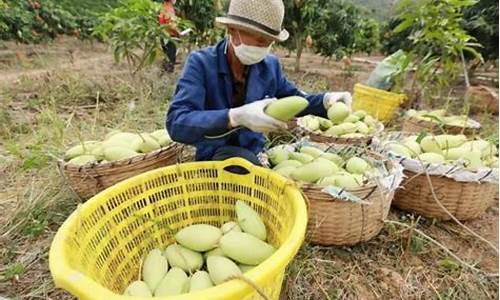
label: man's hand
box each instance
[228,98,287,133]
[323,92,352,110]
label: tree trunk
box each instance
[295,37,303,72]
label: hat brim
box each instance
[215,16,289,42]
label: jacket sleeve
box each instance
[166,53,230,144]
[274,59,328,118]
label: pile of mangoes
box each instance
[406,109,478,128]
[63,129,172,166]
[124,201,275,297]
[388,134,498,170]
[268,144,380,190]
[300,102,381,138]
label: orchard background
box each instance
[0,0,498,299]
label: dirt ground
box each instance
[0,38,498,300]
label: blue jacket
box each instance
[166,39,327,161]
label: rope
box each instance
[380,133,499,260]
[56,160,85,203]
[421,166,499,255]
[205,127,242,139]
[228,275,271,300]
[385,220,498,278]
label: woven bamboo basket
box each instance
[263,143,400,246]
[401,116,480,136]
[58,143,189,200]
[467,85,499,114]
[394,170,497,221]
[304,131,374,145]
[304,180,395,246]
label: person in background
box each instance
[166,0,352,164]
[159,0,180,73]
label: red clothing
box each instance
[159,1,179,37]
[159,2,176,25]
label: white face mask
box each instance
[230,32,272,65]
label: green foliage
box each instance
[57,0,120,40]
[57,0,120,13]
[0,0,74,43]
[389,0,482,105]
[94,0,191,72]
[439,258,460,271]
[283,0,321,51]
[311,1,380,58]
[282,0,380,70]
[350,0,396,21]
[0,0,113,42]
[354,18,380,55]
[283,0,333,71]
[393,0,481,59]
[382,0,497,61]
[2,263,25,281]
[463,0,498,60]
[0,0,8,35]
[175,0,224,47]
[284,0,379,70]
[380,17,413,55]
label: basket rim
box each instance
[353,83,407,99]
[296,117,384,145]
[264,142,399,204]
[402,168,498,183]
[58,143,181,171]
[403,115,481,131]
[380,131,498,183]
[49,158,308,300]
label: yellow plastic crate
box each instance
[49,158,307,300]
[352,83,407,124]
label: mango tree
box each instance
[175,0,224,48]
[93,0,191,72]
[283,0,380,71]
[390,0,483,107]
[283,0,325,72]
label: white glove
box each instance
[228,98,287,133]
[323,92,352,110]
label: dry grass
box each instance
[0,53,176,298]
[0,40,498,300]
[283,208,499,300]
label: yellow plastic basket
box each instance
[49,158,307,300]
[352,83,407,124]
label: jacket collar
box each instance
[217,38,231,75]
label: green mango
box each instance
[345,157,370,174]
[68,155,97,166]
[328,102,350,124]
[291,162,336,183]
[300,146,324,158]
[289,152,315,164]
[343,114,360,123]
[235,200,267,241]
[418,153,445,164]
[273,159,303,170]
[219,232,275,265]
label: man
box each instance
[159,0,180,73]
[166,0,352,164]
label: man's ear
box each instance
[228,28,241,46]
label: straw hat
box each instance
[215,0,289,42]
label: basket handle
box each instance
[219,157,255,176]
